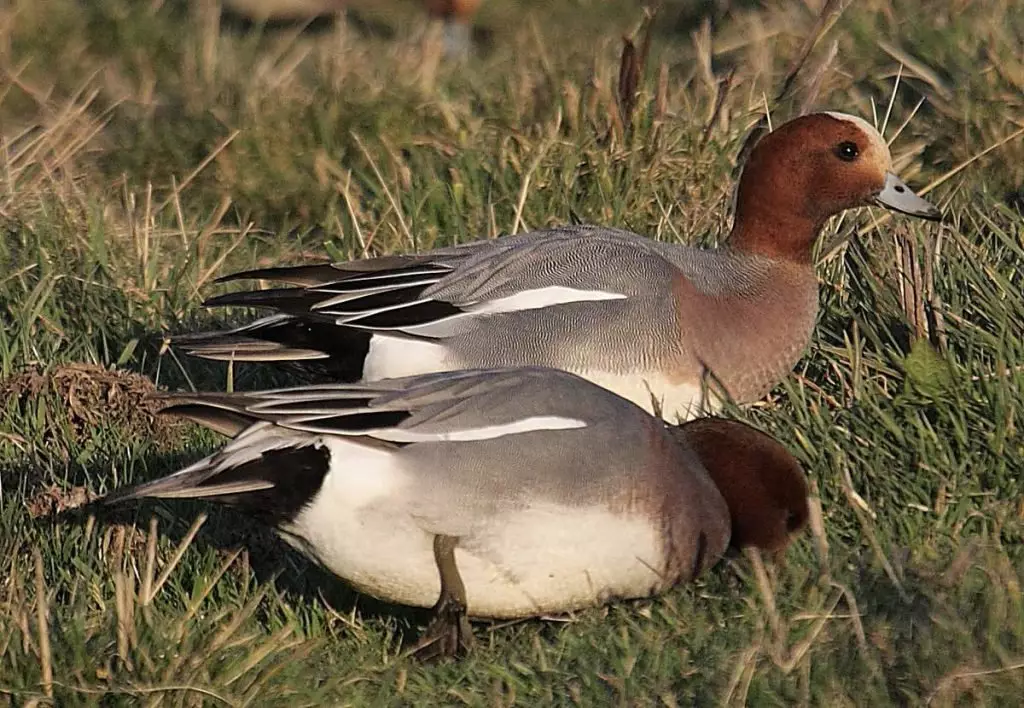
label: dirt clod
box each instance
[0,363,182,456]
[25,484,94,518]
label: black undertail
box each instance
[178,318,372,382]
[205,444,333,525]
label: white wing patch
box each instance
[373,415,587,443]
[468,286,627,315]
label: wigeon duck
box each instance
[180,112,941,422]
[422,0,482,58]
[99,367,809,658]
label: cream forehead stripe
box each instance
[822,111,893,168]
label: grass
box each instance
[1,0,1022,704]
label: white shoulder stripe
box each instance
[468,286,627,315]
[371,415,588,443]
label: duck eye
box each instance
[785,510,802,532]
[835,141,860,162]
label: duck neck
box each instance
[725,206,821,265]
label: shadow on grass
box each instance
[31,446,433,642]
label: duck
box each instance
[99,367,809,658]
[178,112,942,422]
[422,0,482,58]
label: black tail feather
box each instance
[101,445,333,526]
[175,319,371,381]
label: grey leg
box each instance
[411,534,475,660]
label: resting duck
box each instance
[180,112,941,421]
[100,367,809,658]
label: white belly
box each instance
[286,495,670,619]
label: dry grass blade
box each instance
[145,513,208,605]
[880,65,903,137]
[740,546,842,674]
[156,131,239,214]
[896,225,928,340]
[222,625,296,686]
[195,219,252,294]
[771,590,843,673]
[20,681,239,706]
[240,639,322,706]
[512,140,554,234]
[171,548,243,642]
[839,460,910,602]
[339,170,370,256]
[721,640,763,707]
[141,516,158,617]
[876,40,952,101]
[616,9,655,140]
[204,582,278,658]
[617,37,640,138]
[700,67,735,149]
[33,550,52,700]
[926,659,1024,705]
[744,547,782,642]
[735,0,852,168]
[779,0,852,98]
[828,581,868,656]
[796,39,838,116]
[114,566,136,671]
[807,481,830,576]
[352,133,414,251]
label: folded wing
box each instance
[99,368,629,517]
[177,227,681,369]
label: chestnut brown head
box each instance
[729,112,941,263]
[671,417,809,553]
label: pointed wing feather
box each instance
[153,369,603,445]
[193,227,671,325]
[101,369,665,535]
[184,226,678,365]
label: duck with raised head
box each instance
[422,0,482,58]
[99,367,809,658]
[179,112,941,422]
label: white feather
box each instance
[467,286,627,315]
[318,437,408,509]
[372,415,587,443]
[361,334,452,380]
[213,422,310,471]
